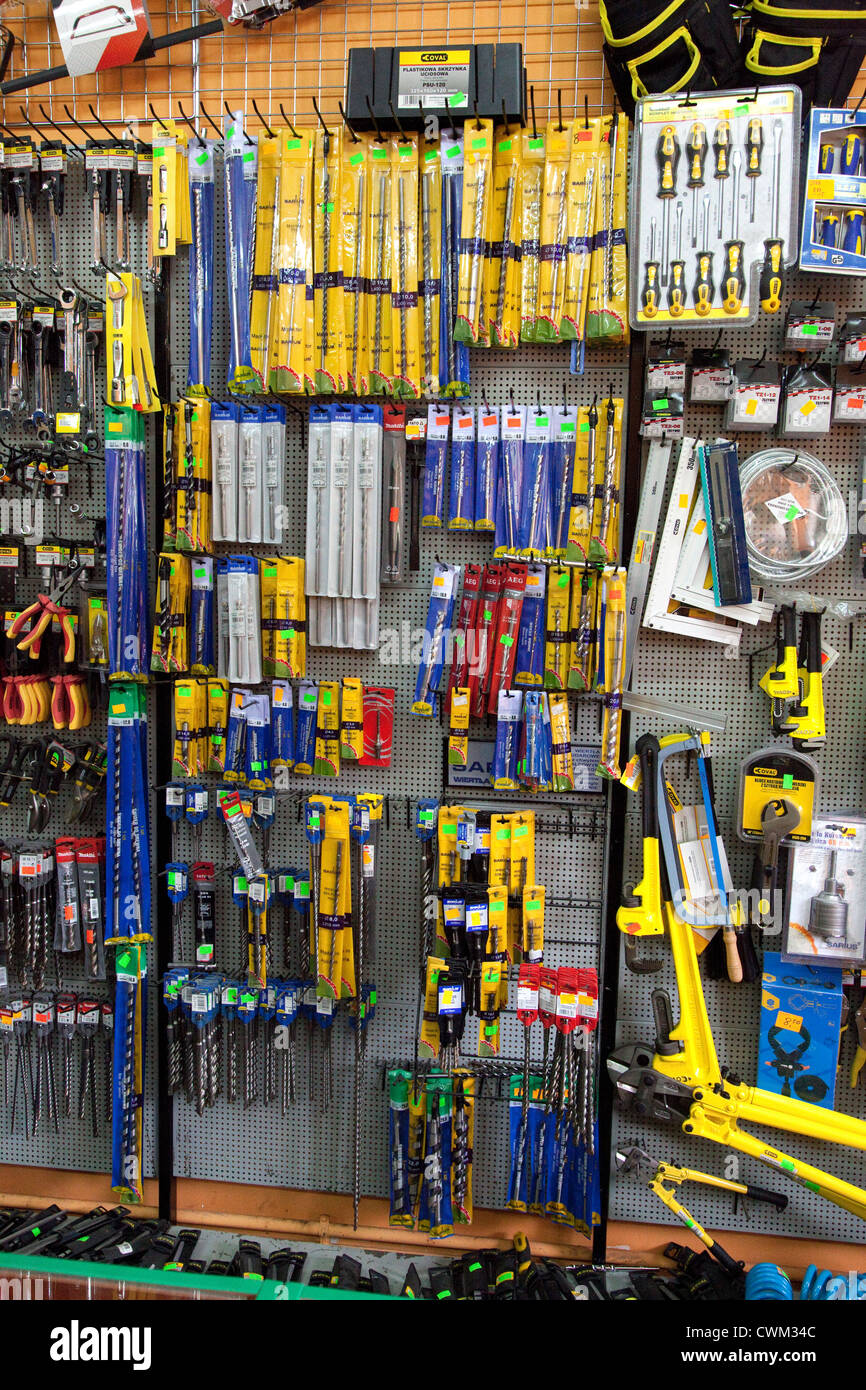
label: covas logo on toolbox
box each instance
[49,1321,152,1371]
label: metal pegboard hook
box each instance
[365,95,385,144]
[148,103,170,134]
[556,88,564,132]
[338,101,359,143]
[38,104,80,153]
[529,84,537,140]
[251,98,274,139]
[62,104,91,145]
[224,101,253,144]
[176,100,201,144]
[87,104,121,142]
[311,95,330,139]
[200,102,223,141]
[18,106,45,145]
[388,99,408,141]
[278,104,299,139]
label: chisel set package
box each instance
[630,87,800,326]
[305,404,382,649]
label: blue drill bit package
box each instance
[448,406,475,529]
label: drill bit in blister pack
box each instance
[224,112,259,393]
[455,119,493,346]
[439,134,470,397]
[249,130,281,392]
[172,398,212,553]
[151,553,189,674]
[216,556,262,686]
[271,128,314,394]
[390,135,421,400]
[187,138,216,392]
[260,555,306,679]
[305,405,382,651]
[595,566,627,780]
[106,407,150,678]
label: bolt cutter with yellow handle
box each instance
[611,731,866,1223]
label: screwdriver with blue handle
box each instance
[843,209,864,255]
[817,208,840,247]
[760,120,785,314]
[819,141,835,174]
[842,130,862,176]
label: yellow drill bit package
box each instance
[597,566,627,780]
[586,114,629,346]
[419,955,447,1059]
[366,138,393,395]
[489,815,511,893]
[339,675,364,762]
[587,395,624,564]
[448,687,470,767]
[314,680,341,777]
[341,131,370,396]
[207,677,229,773]
[566,401,596,559]
[486,126,522,348]
[391,135,421,399]
[537,120,573,342]
[455,119,493,345]
[172,679,197,778]
[313,125,345,394]
[271,129,313,394]
[418,138,442,396]
[544,566,571,689]
[519,127,546,341]
[562,118,601,341]
[249,132,281,390]
[316,800,352,999]
[151,552,189,674]
[568,566,597,692]
[175,397,211,553]
[260,555,305,679]
[510,812,536,894]
[477,962,503,1056]
[548,692,575,791]
[487,885,511,1001]
[522,883,545,961]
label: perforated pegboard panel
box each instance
[165,145,629,1215]
[610,266,866,1243]
[0,160,158,1180]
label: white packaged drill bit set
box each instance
[305,403,383,650]
[630,87,801,330]
[211,399,286,544]
[216,556,263,685]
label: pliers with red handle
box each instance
[6,559,81,662]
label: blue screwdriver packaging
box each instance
[800,109,866,277]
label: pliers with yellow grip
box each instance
[850,994,866,1088]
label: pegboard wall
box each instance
[610,263,866,1245]
[0,164,158,1181]
[165,142,629,1213]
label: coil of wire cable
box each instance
[739,448,847,583]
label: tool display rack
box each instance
[0,162,158,1179]
[160,141,630,1220]
[610,262,866,1245]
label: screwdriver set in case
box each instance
[629,87,801,329]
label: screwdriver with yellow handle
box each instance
[656,124,680,287]
[722,147,745,315]
[693,194,714,315]
[668,201,685,317]
[713,118,731,239]
[760,120,785,314]
[641,215,660,318]
[746,116,763,222]
[686,121,707,247]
